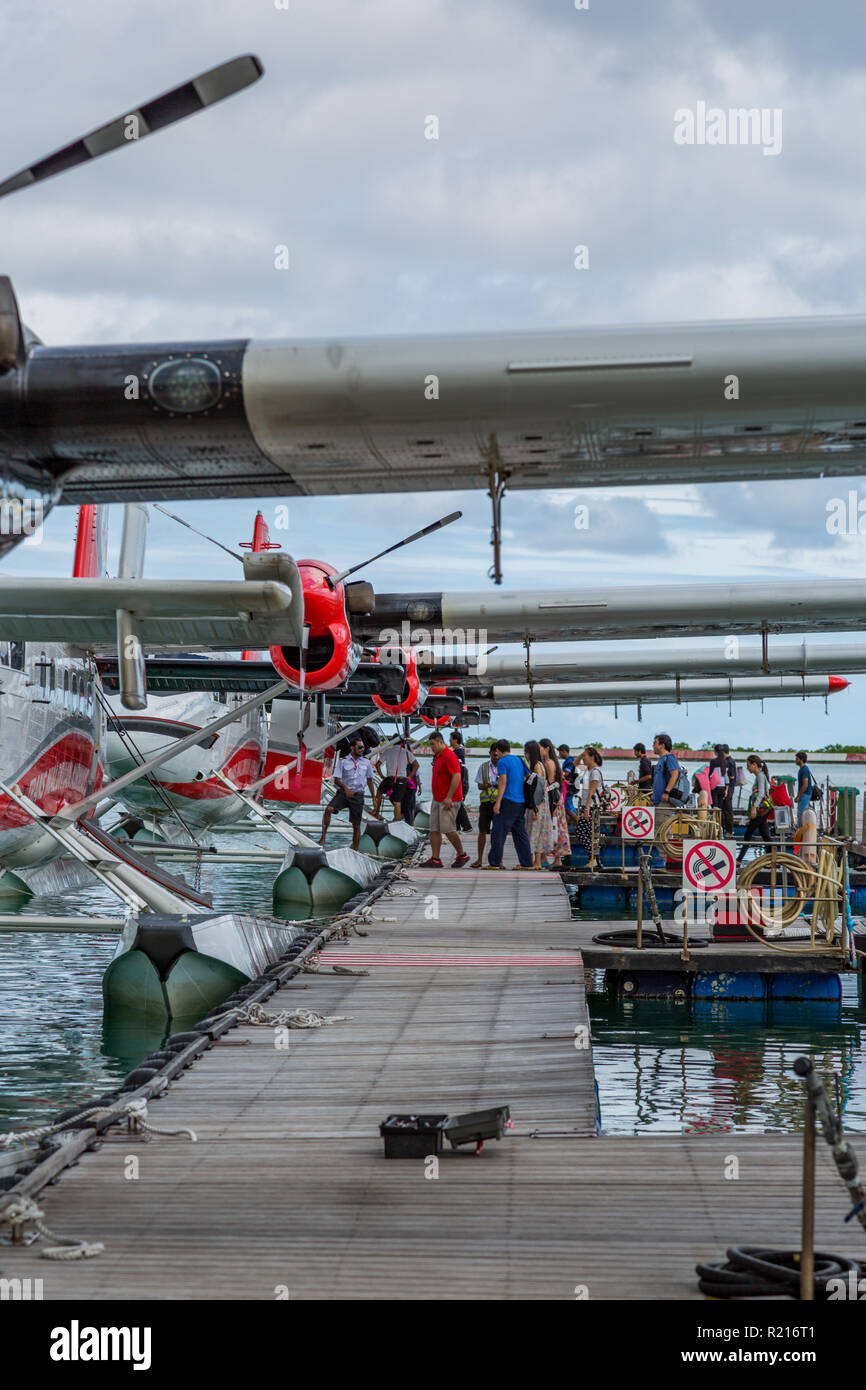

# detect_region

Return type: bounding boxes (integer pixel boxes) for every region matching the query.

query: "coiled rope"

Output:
[216,1002,352,1029]
[0,1195,104,1261]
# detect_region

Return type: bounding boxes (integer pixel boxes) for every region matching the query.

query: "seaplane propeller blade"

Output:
[0,54,263,202]
[328,511,463,589]
[152,503,244,562]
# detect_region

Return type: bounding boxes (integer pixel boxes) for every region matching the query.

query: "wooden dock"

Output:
[2,861,862,1300]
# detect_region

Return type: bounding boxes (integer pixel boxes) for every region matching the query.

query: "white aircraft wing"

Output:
[5,314,866,506]
[0,570,302,648]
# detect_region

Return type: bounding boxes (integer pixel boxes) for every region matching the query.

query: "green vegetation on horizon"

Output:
[440,737,866,754]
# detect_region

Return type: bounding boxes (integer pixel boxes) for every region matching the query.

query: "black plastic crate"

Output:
[379,1113,449,1159]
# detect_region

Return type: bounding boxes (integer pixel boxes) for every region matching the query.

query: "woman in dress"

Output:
[524,739,556,869]
[539,737,570,868]
[575,746,604,872]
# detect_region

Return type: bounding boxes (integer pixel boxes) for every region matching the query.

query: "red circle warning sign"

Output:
[607,787,624,814]
[683,840,737,892]
[622,805,654,840]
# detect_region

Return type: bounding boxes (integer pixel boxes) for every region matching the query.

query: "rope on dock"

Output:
[0,1195,104,1261]
[0,1092,195,1152]
[123,1098,197,1143]
[215,1001,353,1029]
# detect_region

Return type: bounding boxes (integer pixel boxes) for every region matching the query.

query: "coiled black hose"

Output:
[591,928,708,948]
[696,1246,862,1298]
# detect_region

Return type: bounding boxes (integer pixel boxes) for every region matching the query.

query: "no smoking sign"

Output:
[682,840,738,894]
[622,805,655,840]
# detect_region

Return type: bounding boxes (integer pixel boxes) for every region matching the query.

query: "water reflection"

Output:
[588,970,865,1135]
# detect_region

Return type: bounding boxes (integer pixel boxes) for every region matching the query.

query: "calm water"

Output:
[0,829,325,1132]
[587,970,866,1136]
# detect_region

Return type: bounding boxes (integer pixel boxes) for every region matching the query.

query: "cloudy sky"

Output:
[2,0,865,749]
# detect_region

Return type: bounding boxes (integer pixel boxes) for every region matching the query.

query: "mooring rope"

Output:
[0,1091,194,1151]
[0,1195,104,1261]
[0,1097,195,1259]
[217,1002,352,1029]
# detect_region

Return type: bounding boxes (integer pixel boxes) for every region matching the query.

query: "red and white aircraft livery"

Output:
[0,506,105,868]
[103,512,276,835]
[0,638,104,868]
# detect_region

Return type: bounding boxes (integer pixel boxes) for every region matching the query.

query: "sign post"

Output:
[681,840,739,952]
[622,805,655,842]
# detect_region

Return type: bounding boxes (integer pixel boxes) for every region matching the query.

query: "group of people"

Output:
[630,736,820,859]
[422,735,606,871]
[322,726,822,865]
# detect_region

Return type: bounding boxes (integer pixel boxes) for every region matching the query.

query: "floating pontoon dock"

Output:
[1,853,863,1300]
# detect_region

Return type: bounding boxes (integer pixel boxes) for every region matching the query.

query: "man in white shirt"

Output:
[320,736,376,851]
[373,740,419,822]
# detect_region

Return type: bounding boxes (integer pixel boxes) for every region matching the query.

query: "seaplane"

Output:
[0,55,865,588]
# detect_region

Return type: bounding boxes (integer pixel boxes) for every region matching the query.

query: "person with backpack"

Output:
[471,741,502,867]
[795,751,815,827]
[487,739,533,870]
[652,733,685,816]
[524,739,556,869]
[558,743,580,826]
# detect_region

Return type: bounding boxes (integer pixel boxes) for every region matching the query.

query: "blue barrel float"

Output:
[693,972,766,1000]
[612,969,842,1001]
[767,972,842,1001]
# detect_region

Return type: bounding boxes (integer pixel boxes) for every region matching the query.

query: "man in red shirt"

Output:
[420,730,469,868]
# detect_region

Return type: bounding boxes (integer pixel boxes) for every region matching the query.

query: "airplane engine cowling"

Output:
[420,686,453,727]
[269,558,361,692]
[371,645,428,717]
